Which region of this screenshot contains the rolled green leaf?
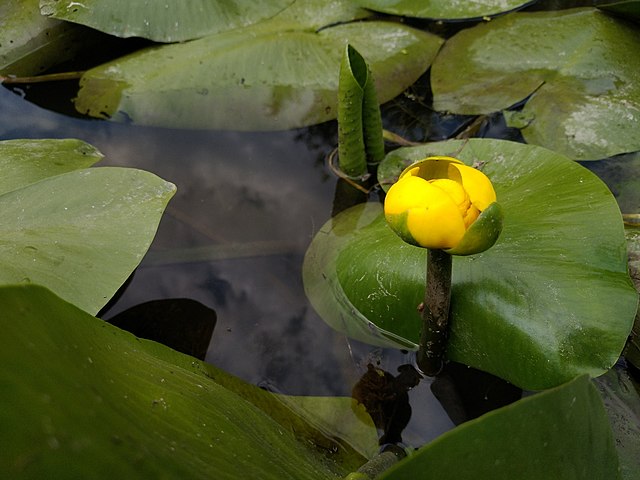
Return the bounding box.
[338,44,385,178]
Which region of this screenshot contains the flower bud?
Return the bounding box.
[384,156,503,255]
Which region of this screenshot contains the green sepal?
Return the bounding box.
[384,210,420,247]
[446,202,504,255]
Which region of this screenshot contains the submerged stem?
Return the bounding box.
[417,248,453,376]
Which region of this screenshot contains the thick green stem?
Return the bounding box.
[417,248,453,376]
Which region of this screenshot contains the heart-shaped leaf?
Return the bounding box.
[74,0,443,130]
[0,139,175,314]
[0,284,375,478]
[431,8,640,160]
[303,139,638,389]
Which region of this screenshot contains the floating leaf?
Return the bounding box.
[379,375,620,479]
[39,0,294,43]
[353,0,534,20]
[0,139,175,314]
[0,284,373,478]
[1,0,91,75]
[431,8,640,160]
[304,139,638,389]
[74,0,443,130]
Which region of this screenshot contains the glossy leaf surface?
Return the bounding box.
[74,1,443,130]
[431,9,640,160]
[0,139,175,314]
[0,285,373,478]
[40,0,294,42]
[353,0,534,20]
[380,376,620,479]
[304,139,638,389]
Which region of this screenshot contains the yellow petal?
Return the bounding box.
[429,178,471,216]
[384,175,467,249]
[384,175,432,215]
[462,204,480,228]
[400,156,463,182]
[406,202,466,249]
[450,164,497,211]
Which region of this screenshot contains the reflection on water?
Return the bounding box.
[0,85,457,445]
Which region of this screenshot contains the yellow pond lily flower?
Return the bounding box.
[384,156,503,255]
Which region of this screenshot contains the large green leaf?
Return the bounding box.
[0,0,90,75]
[353,0,534,20]
[379,375,620,479]
[0,284,373,478]
[74,0,443,131]
[0,139,175,314]
[431,8,640,160]
[39,0,294,43]
[303,139,638,389]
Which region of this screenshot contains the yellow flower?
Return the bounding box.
[384,156,503,255]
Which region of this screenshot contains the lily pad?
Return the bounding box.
[431,8,640,160]
[379,375,620,479]
[303,139,638,389]
[353,0,534,20]
[1,0,90,75]
[39,0,294,43]
[0,139,175,314]
[0,284,374,478]
[74,0,443,130]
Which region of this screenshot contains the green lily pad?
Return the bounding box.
[431,8,640,160]
[0,139,175,314]
[0,284,374,478]
[303,139,638,389]
[353,0,534,20]
[39,0,294,43]
[1,0,90,75]
[379,375,620,479]
[74,0,443,130]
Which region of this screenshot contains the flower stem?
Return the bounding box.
[417,248,453,376]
